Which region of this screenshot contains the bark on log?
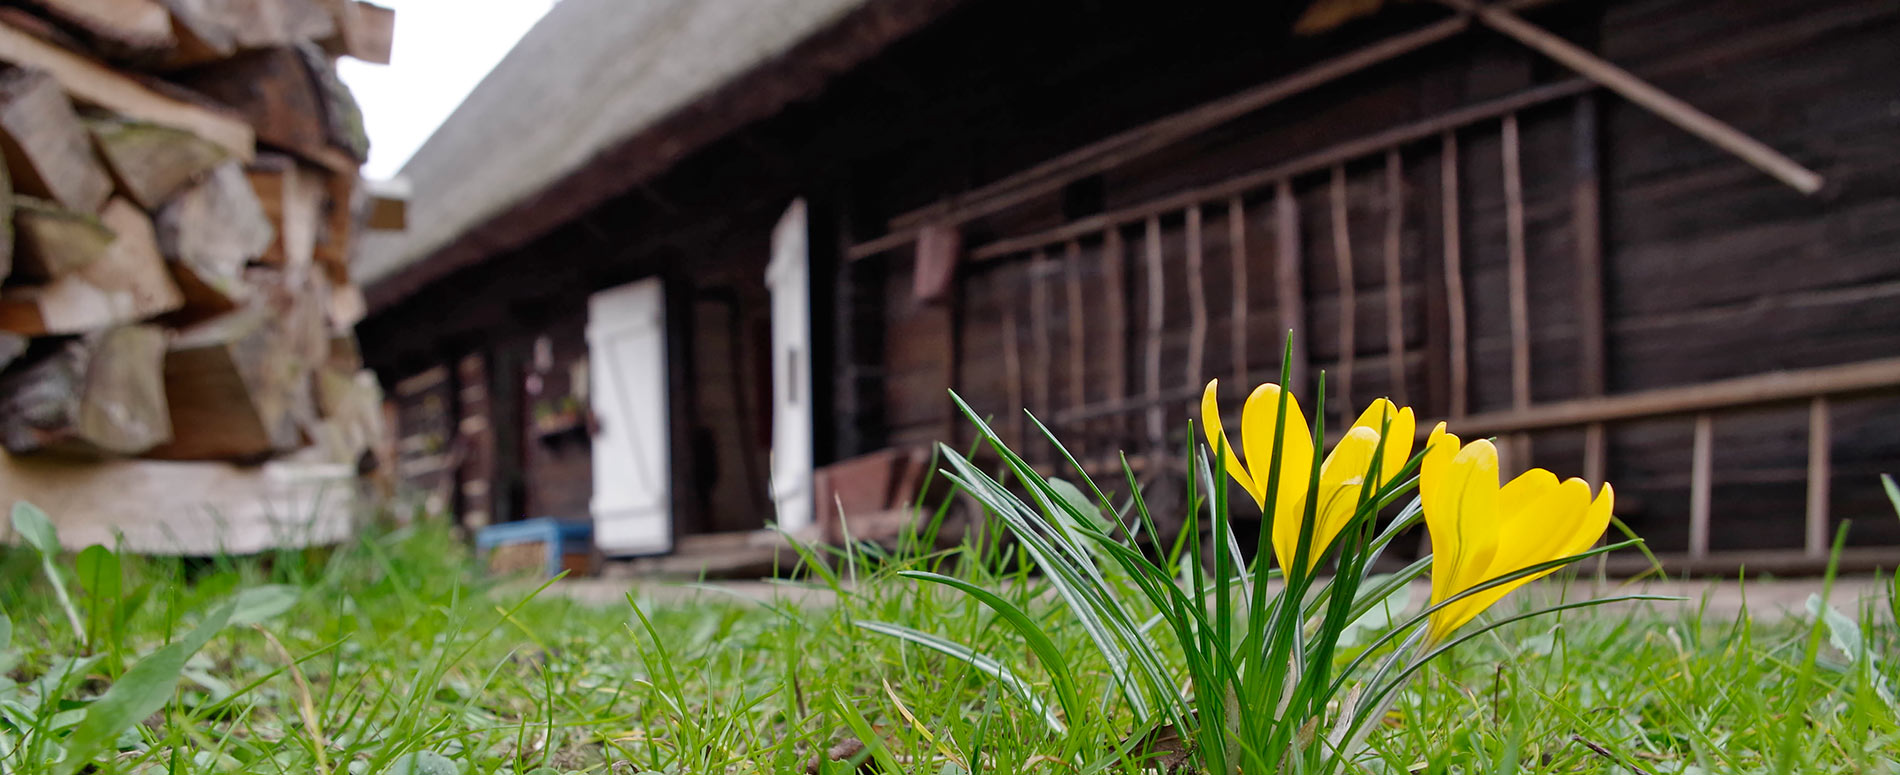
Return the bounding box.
[155,161,271,320]
[0,68,113,213]
[16,0,176,60]
[12,196,113,280]
[0,197,183,334]
[87,117,229,209]
[161,0,336,67]
[176,43,366,168]
[0,324,171,455]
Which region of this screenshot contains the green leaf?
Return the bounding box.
[0,609,10,652]
[1881,473,1900,516]
[1804,594,1868,662]
[10,501,57,555]
[53,600,236,775]
[74,546,121,602]
[853,619,1066,733]
[228,585,301,626]
[899,570,1085,729]
[389,751,460,775]
[827,689,905,775]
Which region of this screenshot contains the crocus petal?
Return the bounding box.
[1439,475,1594,636]
[1240,382,1314,527]
[1275,426,1380,571]
[1347,399,1416,485]
[1201,380,1260,506]
[1423,436,1501,641]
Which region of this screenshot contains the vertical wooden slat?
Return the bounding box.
[1502,113,1531,412]
[1573,95,1607,398]
[1002,276,1025,448]
[1144,216,1166,450]
[1329,165,1355,415]
[1441,131,1468,418]
[1382,147,1407,406]
[1806,397,1831,558]
[1583,422,1606,487]
[1105,227,1128,441]
[1229,196,1249,386]
[1030,250,1052,421]
[1275,180,1308,392]
[1187,205,1208,389]
[1689,413,1713,560]
[1065,240,1087,452]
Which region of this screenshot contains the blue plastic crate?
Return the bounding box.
[475,518,593,579]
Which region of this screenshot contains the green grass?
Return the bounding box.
[1,506,1895,774]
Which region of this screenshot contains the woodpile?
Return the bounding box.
[0,0,394,523]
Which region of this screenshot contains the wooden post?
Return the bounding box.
[1229,196,1249,386]
[1573,95,1607,398]
[1030,249,1051,417]
[1806,397,1830,558]
[1330,165,1355,416]
[1441,132,1468,418]
[1502,114,1531,413]
[1144,216,1165,451]
[1382,148,1407,406]
[1275,180,1308,393]
[1065,240,1086,410]
[1689,413,1713,560]
[1105,228,1128,443]
[1002,275,1025,449]
[1438,0,1823,195]
[1186,205,1208,389]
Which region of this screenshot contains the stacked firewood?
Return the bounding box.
[0,0,392,471]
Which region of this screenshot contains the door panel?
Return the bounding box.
[766,200,815,534]
[587,278,671,555]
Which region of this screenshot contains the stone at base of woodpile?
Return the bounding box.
[0,449,357,554]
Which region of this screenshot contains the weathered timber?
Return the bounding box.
[0,198,181,334]
[0,331,23,370]
[1382,148,1406,406]
[16,0,175,59]
[156,161,272,319]
[1805,397,1830,558]
[0,20,253,158]
[145,304,302,460]
[11,196,113,280]
[0,324,170,455]
[177,43,366,169]
[1502,113,1530,411]
[245,153,321,269]
[87,118,229,209]
[316,0,391,64]
[1329,165,1355,414]
[1228,197,1247,384]
[1185,205,1207,388]
[312,169,351,279]
[162,0,336,67]
[1440,131,1467,418]
[1275,179,1307,392]
[0,68,112,213]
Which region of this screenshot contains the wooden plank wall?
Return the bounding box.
[868,0,1900,552]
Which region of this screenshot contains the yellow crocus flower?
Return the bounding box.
[1201,380,1416,572]
[1420,422,1614,643]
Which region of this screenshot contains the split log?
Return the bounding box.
[156,161,272,319]
[162,0,336,67]
[16,0,175,60]
[0,324,171,455]
[0,68,113,213]
[245,152,319,268]
[0,19,254,159]
[312,169,350,279]
[310,364,378,463]
[0,197,182,334]
[362,174,404,230]
[87,118,229,209]
[177,43,367,170]
[12,196,113,280]
[144,304,298,460]
[317,0,390,64]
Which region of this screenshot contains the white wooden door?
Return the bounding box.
[587,278,672,555]
[766,200,815,534]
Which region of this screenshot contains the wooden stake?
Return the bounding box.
[1275,180,1308,392]
[1689,413,1713,560]
[1806,397,1830,558]
[1382,147,1407,405]
[1583,421,1606,487]
[1439,0,1823,195]
[1330,165,1355,414]
[1186,205,1208,389]
[1144,216,1165,450]
[1441,131,1468,418]
[1229,196,1249,385]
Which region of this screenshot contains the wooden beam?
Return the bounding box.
[952,80,1593,263]
[1228,196,1248,386]
[1441,131,1468,418]
[1382,147,1407,406]
[1186,205,1207,389]
[1143,216,1165,449]
[884,16,1474,234]
[0,20,252,159]
[1502,113,1531,412]
[1275,180,1308,392]
[1805,397,1830,559]
[1438,0,1822,195]
[1329,165,1355,414]
[1689,413,1713,560]
[1449,357,1900,437]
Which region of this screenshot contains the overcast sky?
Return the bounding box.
[338,0,558,180]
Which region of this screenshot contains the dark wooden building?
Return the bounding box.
[356,0,1900,573]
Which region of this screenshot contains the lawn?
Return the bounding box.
[1,505,1894,774]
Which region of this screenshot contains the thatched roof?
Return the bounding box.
[357,0,960,308]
